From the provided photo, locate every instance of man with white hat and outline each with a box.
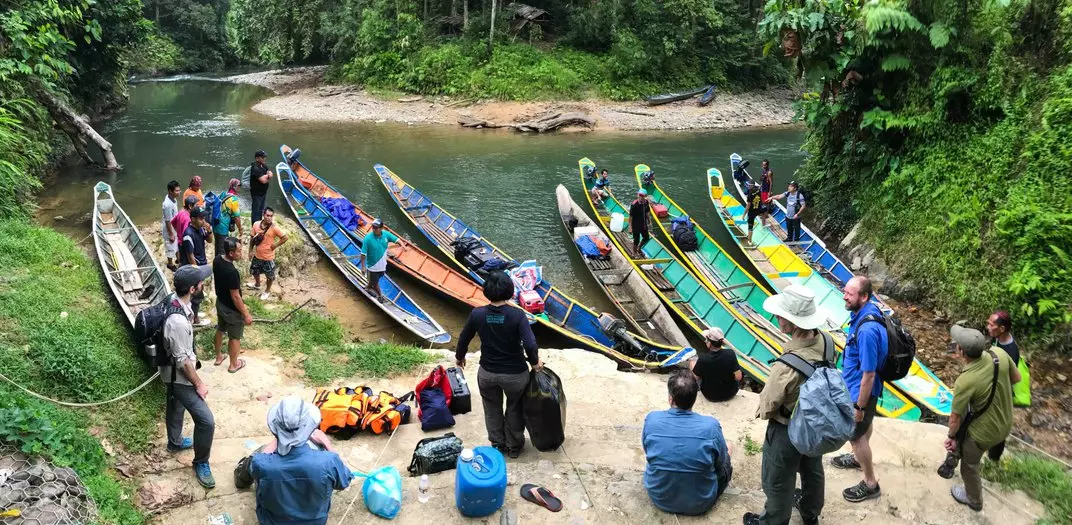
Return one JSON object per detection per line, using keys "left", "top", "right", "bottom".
{"left": 744, "top": 284, "right": 830, "bottom": 525}
{"left": 358, "top": 218, "right": 401, "bottom": 302}
{"left": 944, "top": 324, "right": 1019, "bottom": 511}
{"left": 689, "top": 327, "right": 743, "bottom": 402}
{"left": 242, "top": 397, "right": 352, "bottom": 525}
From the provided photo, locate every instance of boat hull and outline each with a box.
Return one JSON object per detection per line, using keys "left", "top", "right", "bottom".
{"left": 644, "top": 85, "right": 711, "bottom": 106}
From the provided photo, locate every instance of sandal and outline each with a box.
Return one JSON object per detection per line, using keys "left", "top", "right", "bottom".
{"left": 520, "top": 484, "right": 562, "bottom": 512}
{"left": 214, "top": 355, "right": 226, "bottom": 366}
{"left": 831, "top": 453, "right": 861, "bottom": 470}
{"left": 842, "top": 480, "right": 881, "bottom": 503}
{"left": 228, "top": 359, "right": 247, "bottom": 374}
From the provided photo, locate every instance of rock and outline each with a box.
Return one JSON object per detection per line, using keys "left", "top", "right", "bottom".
{"left": 862, "top": 248, "right": 877, "bottom": 267}
{"left": 1059, "top": 373, "right": 1068, "bottom": 382}
{"left": 851, "top": 255, "right": 863, "bottom": 271}
{"left": 839, "top": 222, "right": 862, "bottom": 249}
{"left": 40, "top": 481, "right": 65, "bottom": 498}
{"left": 1031, "top": 413, "right": 1053, "bottom": 428}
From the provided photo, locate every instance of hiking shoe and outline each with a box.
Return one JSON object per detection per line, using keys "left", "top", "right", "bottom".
{"left": 245, "top": 282, "right": 259, "bottom": 290}
{"left": 831, "top": 453, "right": 861, "bottom": 470}
{"left": 950, "top": 485, "right": 982, "bottom": 511}
{"left": 259, "top": 292, "right": 271, "bottom": 301}
{"left": 843, "top": 481, "right": 880, "bottom": 503}
{"left": 507, "top": 448, "right": 521, "bottom": 459}
{"left": 742, "top": 512, "right": 762, "bottom": 525}
{"left": 166, "top": 437, "right": 193, "bottom": 452}
{"left": 194, "top": 462, "right": 216, "bottom": 489}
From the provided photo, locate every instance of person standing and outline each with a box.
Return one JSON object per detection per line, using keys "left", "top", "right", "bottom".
{"left": 689, "top": 328, "right": 742, "bottom": 402}
{"left": 745, "top": 181, "right": 764, "bottom": 244}
{"left": 743, "top": 285, "right": 829, "bottom": 525}
{"left": 771, "top": 181, "right": 807, "bottom": 243}
{"left": 643, "top": 370, "right": 732, "bottom": 515}
{"left": 831, "top": 276, "right": 885, "bottom": 503}
{"left": 759, "top": 160, "right": 774, "bottom": 227}
{"left": 945, "top": 325, "right": 1018, "bottom": 511}
{"left": 358, "top": 219, "right": 401, "bottom": 302}
{"left": 249, "top": 150, "right": 273, "bottom": 224}
{"left": 984, "top": 310, "right": 1022, "bottom": 462}
{"left": 213, "top": 237, "right": 253, "bottom": 374}
{"left": 248, "top": 207, "right": 288, "bottom": 301}
{"left": 179, "top": 208, "right": 212, "bottom": 327}
{"left": 628, "top": 189, "right": 652, "bottom": 257}
{"left": 213, "top": 178, "right": 244, "bottom": 255}
{"left": 162, "top": 180, "right": 181, "bottom": 271}
{"left": 456, "top": 271, "right": 542, "bottom": 459}
{"left": 183, "top": 176, "right": 205, "bottom": 208}
{"left": 171, "top": 194, "right": 199, "bottom": 259}
{"left": 161, "top": 264, "right": 216, "bottom": 489}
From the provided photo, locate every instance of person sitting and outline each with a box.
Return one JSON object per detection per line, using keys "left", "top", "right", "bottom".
{"left": 590, "top": 170, "right": 611, "bottom": 206}
{"left": 690, "top": 328, "right": 743, "bottom": 402}
{"left": 642, "top": 369, "right": 732, "bottom": 516}
{"left": 236, "top": 397, "right": 352, "bottom": 525}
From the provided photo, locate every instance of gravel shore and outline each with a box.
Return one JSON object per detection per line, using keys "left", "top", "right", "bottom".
{"left": 229, "top": 67, "right": 799, "bottom": 132}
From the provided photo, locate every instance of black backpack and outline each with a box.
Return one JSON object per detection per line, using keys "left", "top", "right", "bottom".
{"left": 133, "top": 294, "right": 185, "bottom": 368}
{"left": 861, "top": 313, "right": 916, "bottom": 381}
{"left": 673, "top": 224, "right": 699, "bottom": 252}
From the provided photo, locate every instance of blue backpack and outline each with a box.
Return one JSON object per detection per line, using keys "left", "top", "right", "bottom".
{"left": 203, "top": 192, "right": 221, "bottom": 228}
{"left": 419, "top": 388, "right": 455, "bottom": 431}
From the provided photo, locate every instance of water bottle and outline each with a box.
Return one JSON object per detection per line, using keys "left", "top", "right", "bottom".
{"left": 418, "top": 474, "right": 430, "bottom": 503}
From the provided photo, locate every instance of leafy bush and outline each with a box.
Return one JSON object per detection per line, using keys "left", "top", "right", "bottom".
{"left": 126, "top": 26, "right": 186, "bottom": 74}
{"left": 468, "top": 44, "right": 586, "bottom": 100}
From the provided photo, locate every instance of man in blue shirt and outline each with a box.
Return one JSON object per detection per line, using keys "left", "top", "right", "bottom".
{"left": 241, "top": 397, "right": 352, "bottom": 525}
{"left": 832, "top": 276, "right": 887, "bottom": 503}
{"left": 358, "top": 218, "right": 401, "bottom": 302}
{"left": 642, "top": 369, "right": 732, "bottom": 515}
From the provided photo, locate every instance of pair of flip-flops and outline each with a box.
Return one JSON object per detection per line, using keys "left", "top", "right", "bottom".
{"left": 520, "top": 484, "right": 563, "bottom": 512}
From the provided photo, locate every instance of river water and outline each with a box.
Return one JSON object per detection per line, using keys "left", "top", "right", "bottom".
{"left": 45, "top": 79, "right": 805, "bottom": 338}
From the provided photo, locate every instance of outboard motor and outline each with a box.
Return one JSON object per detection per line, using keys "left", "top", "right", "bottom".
{"left": 452, "top": 237, "right": 485, "bottom": 269}
{"left": 732, "top": 158, "right": 750, "bottom": 184}
{"left": 583, "top": 165, "right": 597, "bottom": 180}
{"left": 286, "top": 148, "right": 302, "bottom": 164}
{"left": 598, "top": 313, "right": 645, "bottom": 358}
{"left": 640, "top": 169, "right": 655, "bottom": 185}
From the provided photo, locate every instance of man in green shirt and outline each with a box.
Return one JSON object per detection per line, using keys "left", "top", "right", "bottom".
{"left": 358, "top": 218, "right": 401, "bottom": 302}
{"left": 944, "top": 324, "right": 1020, "bottom": 511}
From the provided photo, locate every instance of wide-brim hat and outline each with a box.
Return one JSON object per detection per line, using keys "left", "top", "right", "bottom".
{"left": 267, "top": 397, "right": 321, "bottom": 456}
{"left": 762, "top": 285, "right": 828, "bottom": 330}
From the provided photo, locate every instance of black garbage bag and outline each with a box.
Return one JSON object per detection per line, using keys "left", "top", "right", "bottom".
{"left": 523, "top": 367, "right": 567, "bottom": 451}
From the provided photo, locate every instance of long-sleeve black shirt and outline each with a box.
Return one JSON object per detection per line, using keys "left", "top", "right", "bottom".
{"left": 455, "top": 304, "right": 538, "bottom": 374}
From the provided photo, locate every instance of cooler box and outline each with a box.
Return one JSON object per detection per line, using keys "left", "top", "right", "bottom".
{"left": 518, "top": 290, "right": 544, "bottom": 314}
{"left": 445, "top": 366, "right": 472, "bottom": 415}
{"left": 652, "top": 203, "right": 669, "bottom": 218}
{"left": 572, "top": 225, "right": 602, "bottom": 239}
{"left": 455, "top": 447, "right": 507, "bottom": 517}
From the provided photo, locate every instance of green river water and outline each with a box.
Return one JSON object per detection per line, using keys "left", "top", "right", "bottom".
{"left": 46, "top": 79, "right": 806, "bottom": 341}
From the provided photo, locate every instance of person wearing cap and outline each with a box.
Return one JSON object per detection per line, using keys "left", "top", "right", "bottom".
{"left": 170, "top": 194, "right": 200, "bottom": 264}
{"left": 240, "top": 397, "right": 351, "bottom": 525}
{"left": 743, "top": 284, "right": 829, "bottom": 525}
{"left": 180, "top": 207, "right": 212, "bottom": 326}
{"left": 770, "top": 180, "right": 807, "bottom": 242}
{"left": 212, "top": 178, "right": 244, "bottom": 256}
{"left": 358, "top": 218, "right": 401, "bottom": 302}
{"left": 248, "top": 207, "right": 288, "bottom": 301}
{"left": 832, "top": 275, "right": 886, "bottom": 503}
{"left": 183, "top": 176, "right": 206, "bottom": 208}
{"left": 162, "top": 264, "right": 216, "bottom": 489}
{"left": 689, "top": 327, "right": 742, "bottom": 402}
{"left": 628, "top": 188, "right": 652, "bottom": 257}
{"left": 642, "top": 369, "right": 732, "bottom": 516}
{"left": 945, "top": 324, "right": 1019, "bottom": 511}
{"left": 162, "top": 180, "right": 182, "bottom": 271}
{"left": 249, "top": 150, "right": 273, "bottom": 224}
{"left": 590, "top": 169, "right": 611, "bottom": 206}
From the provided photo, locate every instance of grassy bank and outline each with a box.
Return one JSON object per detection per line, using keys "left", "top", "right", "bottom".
{"left": 982, "top": 452, "right": 1072, "bottom": 524}
{"left": 0, "top": 219, "right": 156, "bottom": 525}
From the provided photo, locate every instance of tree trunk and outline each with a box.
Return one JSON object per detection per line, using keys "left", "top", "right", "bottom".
{"left": 488, "top": 0, "right": 497, "bottom": 54}
{"left": 32, "top": 81, "right": 119, "bottom": 171}
{"left": 463, "top": 0, "right": 469, "bottom": 30}
{"left": 451, "top": 0, "right": 457, "bottom": 17}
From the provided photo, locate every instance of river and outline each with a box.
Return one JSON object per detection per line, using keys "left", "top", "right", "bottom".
{"left": 43, "top": 79, "right": 806, "bottom": 338}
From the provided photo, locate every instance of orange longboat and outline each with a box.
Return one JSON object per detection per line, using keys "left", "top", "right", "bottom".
{"left": 280, "top": 144, "right": 488, "bottom": 308}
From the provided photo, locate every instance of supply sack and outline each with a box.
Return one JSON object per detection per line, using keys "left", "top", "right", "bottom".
{"left": 523, "top": 367, "right": 567, "bottom": 451}
{"left": 418, "top": 388, "right": 455, "bottom": 431}
{"left": 407, "top": 433, "right": 463, "bottom": 477}
{"left": 777, "top": 334, "right": 855, "bottom": 456}
{"left": 357, "top": 466, "right": 403, "bottom": 519}
{"left": 1013, "top": 358, "right": 1031, "bottom": 407}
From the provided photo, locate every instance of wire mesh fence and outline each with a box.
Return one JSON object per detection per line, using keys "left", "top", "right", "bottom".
{"left": 0, "top": 445, "right": 96, "bottom": 524}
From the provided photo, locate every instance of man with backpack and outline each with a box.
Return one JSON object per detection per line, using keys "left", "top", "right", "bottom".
{"left": 945, "top": 324, "right": 1019, "bottom": 511}
{"left": 832, "top": 276, "right": 886, "bottom": 503}
{"left": 160, "top": 265, "right": 216, "bottom": 489}
{"left": 212, "top": 178, "right": 244, "bottom": 256}
{"left": 770, "top": 180, "right": 807, "bottom": 243}
{"left": 249, "top": 150, "right": 273, "bottom": 224}
{"left": 744, "top": 285, "right": 838, "bottom": 525}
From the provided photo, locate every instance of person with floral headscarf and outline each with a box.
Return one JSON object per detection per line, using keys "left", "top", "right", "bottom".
{"left": 183, "top": 176, "right": 205, "bottom": 208}
{"left": 213, "top": 178, "right": 244, "bottom": 255}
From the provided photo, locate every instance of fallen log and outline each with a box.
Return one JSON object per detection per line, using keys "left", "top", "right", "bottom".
{"left": 32, "top": 80, "right": 119, "bottom": 171}
{"left": 398, "top": 95, "right": 424, "bottom": 103}
{"left": 459, "top": 111, "right": 594, "bottom": 132}
{"left": 611, "top": 108, "right": 655, "bottom": 117}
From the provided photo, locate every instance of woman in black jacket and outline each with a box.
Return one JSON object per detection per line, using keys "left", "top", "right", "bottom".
{"left": 456, "top": 271, "right": 542, "bottom": 458}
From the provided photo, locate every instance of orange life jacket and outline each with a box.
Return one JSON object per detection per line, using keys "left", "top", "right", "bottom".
{"left": 360, "top": 391, "right": 414, "bottom": 435}
{"left": 312, "top": 386, "right": 373, "bottom": 438}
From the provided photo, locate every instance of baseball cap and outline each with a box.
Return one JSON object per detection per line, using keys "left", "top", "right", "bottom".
{"left": 184, "top": 195, "right": 199, "bottom": 207}
{"left": 701, "top": 327, "right": 725, "bottom": 342}
{"left": 371, "top": 218, "right": 383, "bottom": 228}
{"left": 255, "top": 150, "right": 267, "bottom": 158}
{"left": 190, "top": 206, "right": 206, "bottom": 219}
{"left": 637, "top": 188, "right": 647, "bottom": 196}
{"left": 950, "top": 324, "right": 987, "bottom": 355}
{"left": 174, "top": 264, "right": 211, "bottom": 292}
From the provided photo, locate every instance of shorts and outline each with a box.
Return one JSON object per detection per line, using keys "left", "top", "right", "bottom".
{"left": 851, "top": 397, "right": 879, "bottom": 441}
{"left": 216, "top": 302, "right": 245, "bottom": 340}
{"left": 760, "top": 192, "right": 770, "bottom": 210}
{"left": 250, "top": 257, "right": 276, "bottom": 279}
{"left": 368, "top": 270, "right": 385, "bottom": 291}
{"left": 164, "top": 236, "right": 178, "bottom": 258}
{"left": 748, "top": 209, "right": 762, "bottom": 230}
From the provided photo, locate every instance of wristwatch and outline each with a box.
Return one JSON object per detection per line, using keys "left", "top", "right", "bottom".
{"left": 853, "top": 403, "right": 862, "bottom": 410}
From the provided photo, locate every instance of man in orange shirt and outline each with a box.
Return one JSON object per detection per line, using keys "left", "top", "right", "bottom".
{"left": 183, "top": 176, "right": 205, "bottom": 208}
{"left": 247, "top": 207, "right": 288, "bottom": 301}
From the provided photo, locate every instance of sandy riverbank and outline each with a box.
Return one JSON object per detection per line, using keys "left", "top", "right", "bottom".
{"left": 226, "top": 67, "right": 799, "bottom": 132}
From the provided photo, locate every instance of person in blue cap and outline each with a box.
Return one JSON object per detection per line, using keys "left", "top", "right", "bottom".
{"left": 628, "top": 188, "right": 652, "bottom": 257}
{"left": 358, "top": 218, "right": 402, "bottom": 302}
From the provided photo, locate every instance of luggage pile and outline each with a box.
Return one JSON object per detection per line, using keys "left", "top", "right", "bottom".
{"left": 312, "top": 386, "right": 414, "bottom": 438}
